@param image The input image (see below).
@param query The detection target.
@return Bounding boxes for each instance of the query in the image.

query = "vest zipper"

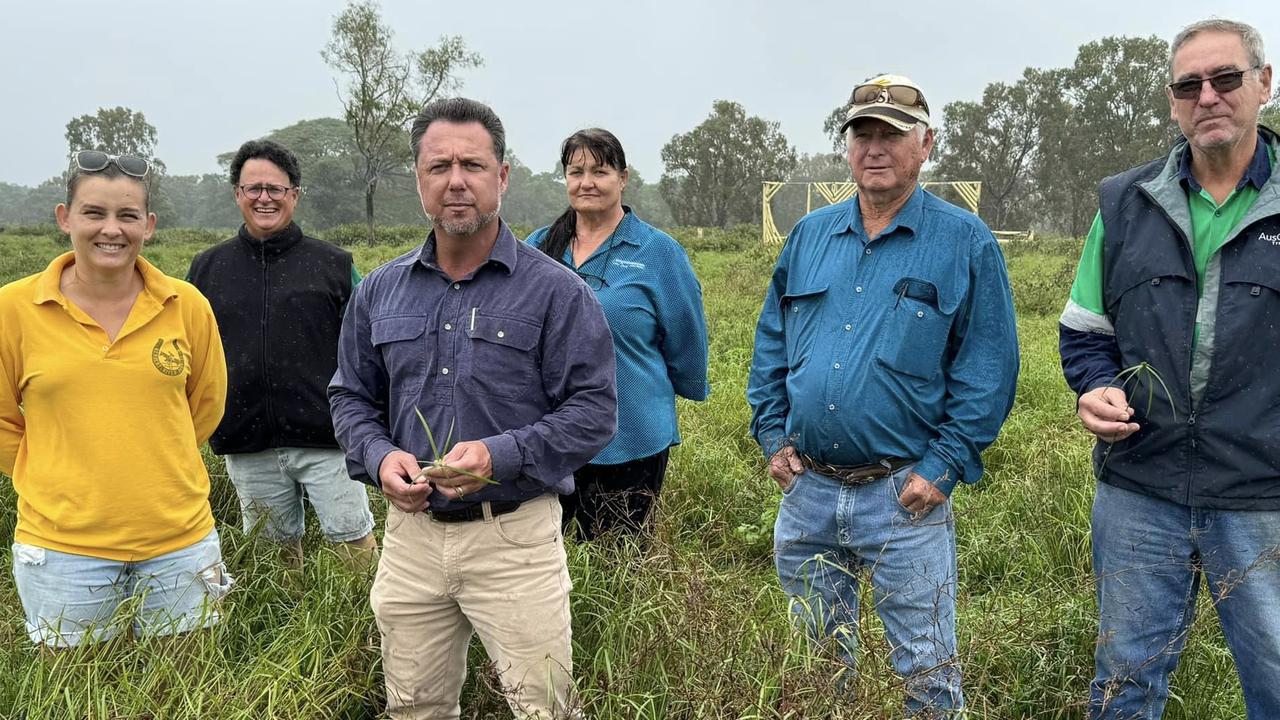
[261,252,275,439]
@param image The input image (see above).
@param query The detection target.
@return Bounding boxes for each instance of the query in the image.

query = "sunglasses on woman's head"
[1168,66,1259,100]
[73,150,150,178]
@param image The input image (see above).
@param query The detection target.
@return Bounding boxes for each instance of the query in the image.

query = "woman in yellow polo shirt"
[0,151,231,648]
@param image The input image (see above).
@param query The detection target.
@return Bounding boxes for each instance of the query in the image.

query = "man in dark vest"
[1059,18,1279,719]
[188,139,376,569]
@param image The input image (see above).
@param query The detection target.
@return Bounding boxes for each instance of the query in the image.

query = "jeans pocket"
[199,563,235,601]
[12,543,46,566]
[781,471,803,496]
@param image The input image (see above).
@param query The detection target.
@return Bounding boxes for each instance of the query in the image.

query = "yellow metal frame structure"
[761,180,982,243]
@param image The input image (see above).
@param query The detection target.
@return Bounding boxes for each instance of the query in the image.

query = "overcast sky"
[2,0,1277,187]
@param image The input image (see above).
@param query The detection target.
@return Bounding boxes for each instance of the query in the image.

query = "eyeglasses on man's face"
[1168,66,1260,100]
[237,183,296,200]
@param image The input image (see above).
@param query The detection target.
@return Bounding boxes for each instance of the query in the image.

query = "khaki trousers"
[371,494,576,719]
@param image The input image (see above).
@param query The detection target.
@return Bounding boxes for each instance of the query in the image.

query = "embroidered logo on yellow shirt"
[152,339,189,376]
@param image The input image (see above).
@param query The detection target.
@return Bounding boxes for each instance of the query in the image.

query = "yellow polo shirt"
[0,252,227,561]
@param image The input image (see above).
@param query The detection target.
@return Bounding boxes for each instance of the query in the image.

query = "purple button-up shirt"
[328,221,617,508]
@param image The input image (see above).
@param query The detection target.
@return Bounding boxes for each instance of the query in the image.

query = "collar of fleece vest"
[236,221,305,261]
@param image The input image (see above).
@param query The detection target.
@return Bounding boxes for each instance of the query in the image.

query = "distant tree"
[322,0,481,244]
[658,100,797,227]
[623,169,674,229]
[500,151,566,229]
[64,107,166,173]
[823,105,849,152]
[1037,36,1178,236]
[1261,88,1280,133]
[161,174,244,230]
[933,68,1064,230]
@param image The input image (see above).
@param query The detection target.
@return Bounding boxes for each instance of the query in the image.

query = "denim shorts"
[223,447,375,543]
[11,528,234,648]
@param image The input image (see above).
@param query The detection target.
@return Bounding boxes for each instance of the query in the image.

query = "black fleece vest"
[188,223,355,454]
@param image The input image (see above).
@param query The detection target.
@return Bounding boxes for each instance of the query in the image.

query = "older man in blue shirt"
[747,75,1019,715]
[329,98,616,719]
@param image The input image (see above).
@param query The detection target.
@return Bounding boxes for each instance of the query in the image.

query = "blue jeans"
[224,447,375,543]
[12,529,233,648]
[774,466,963,716]
[1090,481,1280,719]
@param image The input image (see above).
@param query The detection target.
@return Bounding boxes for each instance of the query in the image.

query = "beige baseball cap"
[838,74,931,134]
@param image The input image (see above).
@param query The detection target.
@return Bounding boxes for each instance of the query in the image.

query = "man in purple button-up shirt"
[329,97,615,719]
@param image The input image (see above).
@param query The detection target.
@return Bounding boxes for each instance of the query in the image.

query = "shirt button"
[864,248,872,255]
[792,306,799,313]
[855,286,863,293]
[833,363,841,369]
[453,283,461,290]
[827,403,836,411]
[917,310,925,318]
[832,443,840,449]
[497,330,505,338]
[1214,210,1222,217]
[844,324,852,331]
[444,323,453,331]
[102,346,108,351]
[441,367,450,375]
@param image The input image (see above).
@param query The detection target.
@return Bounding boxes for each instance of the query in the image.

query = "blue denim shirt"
[527,210,709,465]
[328,221,617,508]
[747,187,1019,495]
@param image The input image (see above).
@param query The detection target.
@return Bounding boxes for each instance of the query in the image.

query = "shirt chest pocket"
[371,316,428,383]
[780,285,829,368]
[876,277,960,381]
[466,312,542,399]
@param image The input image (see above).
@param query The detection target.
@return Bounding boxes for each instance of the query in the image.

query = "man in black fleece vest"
[188,140,376,569]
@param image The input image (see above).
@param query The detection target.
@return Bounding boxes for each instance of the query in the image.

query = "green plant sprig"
[413,408,498,485]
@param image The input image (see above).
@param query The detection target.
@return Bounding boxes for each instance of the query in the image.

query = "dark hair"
[65,162,150,211]
[409,97,506,164]
[540,128,628,266]
[229,139,302,187]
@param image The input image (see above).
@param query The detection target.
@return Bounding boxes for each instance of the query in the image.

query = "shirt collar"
[34,252,177,306]
[1178,130,1273,193]
[609,207,643,247]
[840,184,925,241]
[413,219,519,277]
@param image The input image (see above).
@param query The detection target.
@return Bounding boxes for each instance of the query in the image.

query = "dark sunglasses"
[850,83,930,113]
[574,240,616,291]
[1168,66,1259,100]
[74,150,150,178]
[237,183,296,200]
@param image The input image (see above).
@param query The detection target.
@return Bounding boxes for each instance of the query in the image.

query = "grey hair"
[1170,18,1266,78]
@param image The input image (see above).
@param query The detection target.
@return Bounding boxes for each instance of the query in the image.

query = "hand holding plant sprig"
[414,409,499,502]
[1077,361,1177,477]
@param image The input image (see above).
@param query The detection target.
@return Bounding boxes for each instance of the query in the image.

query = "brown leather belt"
[799,455,914,485]
[430,500,522,523]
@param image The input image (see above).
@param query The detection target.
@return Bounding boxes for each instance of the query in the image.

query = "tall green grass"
[0,232,1247,718]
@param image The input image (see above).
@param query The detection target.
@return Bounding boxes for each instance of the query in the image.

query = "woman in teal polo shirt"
[528,128,709,541]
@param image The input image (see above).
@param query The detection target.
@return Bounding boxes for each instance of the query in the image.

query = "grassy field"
[0,231,1247,719]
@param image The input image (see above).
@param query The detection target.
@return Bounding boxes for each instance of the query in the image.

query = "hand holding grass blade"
[413,409,499,497]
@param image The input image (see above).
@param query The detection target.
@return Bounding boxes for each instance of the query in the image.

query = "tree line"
[1,1,1277,238]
